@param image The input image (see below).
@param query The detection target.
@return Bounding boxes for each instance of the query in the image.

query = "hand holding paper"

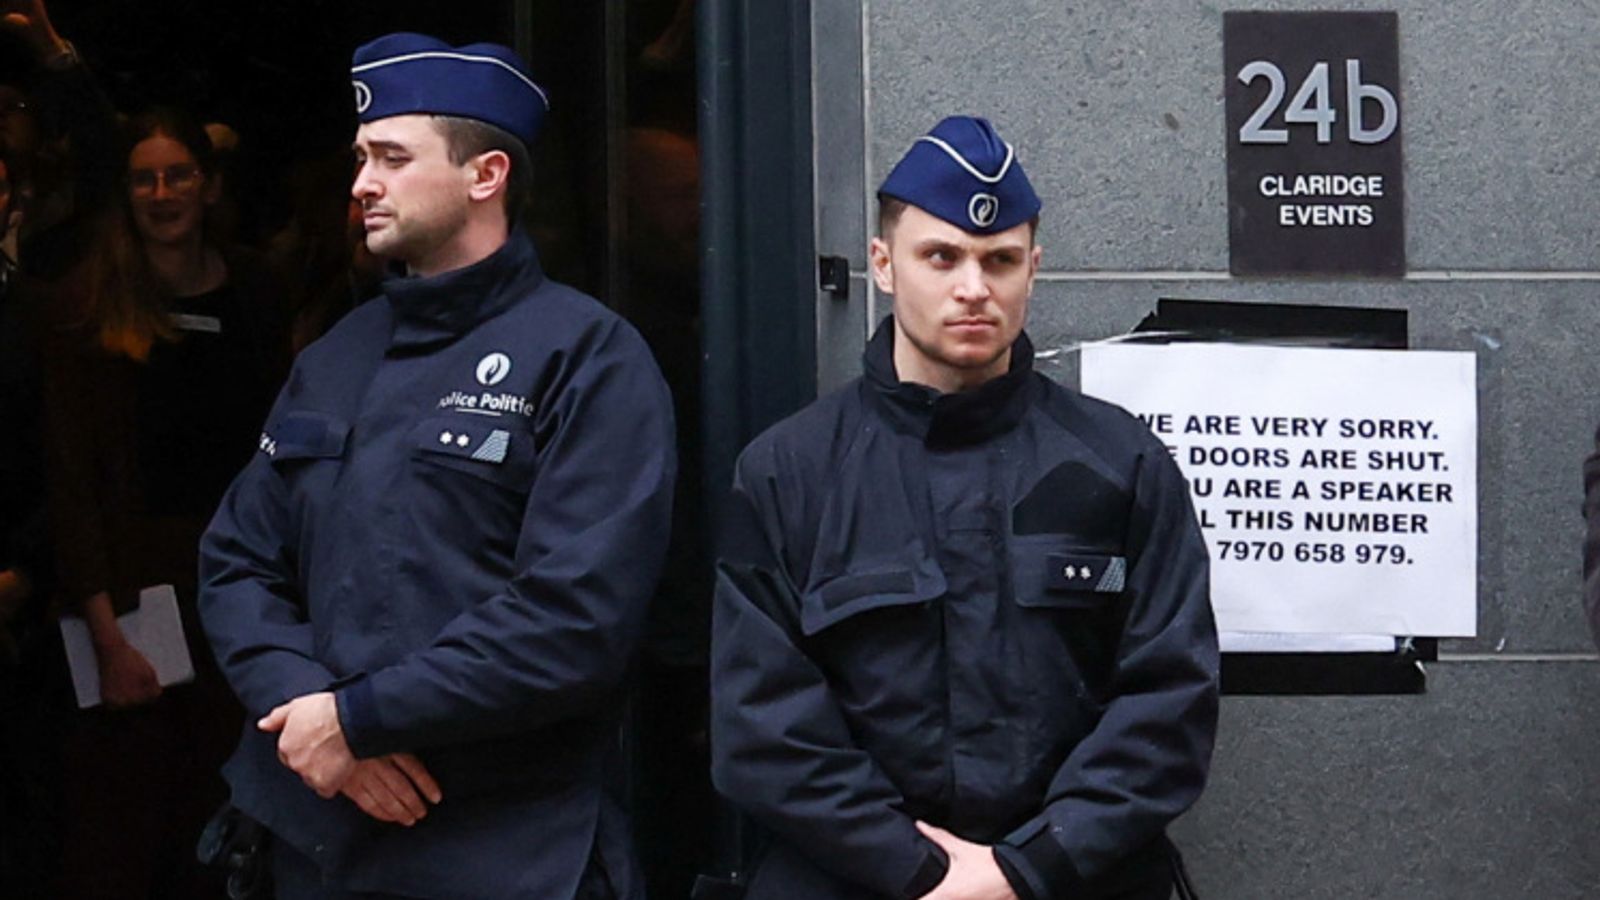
[97,639,162,708]
[59,585,194,709]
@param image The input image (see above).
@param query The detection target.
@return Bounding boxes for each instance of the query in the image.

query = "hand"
[0,0,64,59]
[258,692,357,798]
[82,592,159,707]
[96,637,162,708]
[916,822,1019,900]
[340,753,443,826]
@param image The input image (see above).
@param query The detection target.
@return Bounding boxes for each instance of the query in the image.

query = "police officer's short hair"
[432,115,532,225]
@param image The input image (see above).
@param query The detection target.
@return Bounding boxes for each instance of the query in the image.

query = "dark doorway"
[1,0,708,896]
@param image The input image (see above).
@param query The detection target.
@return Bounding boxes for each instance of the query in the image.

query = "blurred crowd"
[0,2,387,896]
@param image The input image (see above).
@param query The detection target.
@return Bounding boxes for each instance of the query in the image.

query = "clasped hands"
[259,692,442,827]
[917,821,1020,900]
[258,695,1018,880]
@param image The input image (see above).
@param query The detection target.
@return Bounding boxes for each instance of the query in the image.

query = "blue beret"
[351,32,549,145]
[878,116,1041,234]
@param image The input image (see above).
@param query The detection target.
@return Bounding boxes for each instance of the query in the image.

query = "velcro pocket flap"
[267,411,349,462]
[800,567,945,637]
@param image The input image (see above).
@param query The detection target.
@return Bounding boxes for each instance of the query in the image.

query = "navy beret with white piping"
[351,32,549,145]
[878,115,1041,235]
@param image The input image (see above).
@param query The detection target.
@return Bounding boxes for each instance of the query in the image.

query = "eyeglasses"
[128,163,202,197]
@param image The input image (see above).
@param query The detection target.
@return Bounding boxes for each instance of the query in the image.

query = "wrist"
[88,618,128,651]
[81,592,123,649]
[995,821,1081,900]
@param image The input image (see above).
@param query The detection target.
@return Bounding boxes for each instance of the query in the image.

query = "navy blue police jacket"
[199,230,675,899]
[711,320,1218,900]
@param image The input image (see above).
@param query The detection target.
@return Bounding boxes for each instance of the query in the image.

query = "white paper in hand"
[59,585,197,708]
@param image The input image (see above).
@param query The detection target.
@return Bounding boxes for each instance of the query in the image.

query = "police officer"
[199,33,675,899]
[710,116,1219,899]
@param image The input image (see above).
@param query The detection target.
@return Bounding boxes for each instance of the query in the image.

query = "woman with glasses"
[41,106,288,900]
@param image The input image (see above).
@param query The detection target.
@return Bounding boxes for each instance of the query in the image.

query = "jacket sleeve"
[198,383,343,715]
[994,445,1220,899]
[1582,423,1600,650]
[332,328,676,756]
[709,452,949,900]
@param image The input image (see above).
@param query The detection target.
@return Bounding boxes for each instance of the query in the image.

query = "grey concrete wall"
[811,1,1600,895]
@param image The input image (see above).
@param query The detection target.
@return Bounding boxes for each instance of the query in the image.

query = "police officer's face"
[127,134,213,249]
[351,115,474,275]
[870,205,1040,393]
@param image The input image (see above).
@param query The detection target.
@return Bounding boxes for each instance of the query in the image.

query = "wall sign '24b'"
[1237,60,1398,145]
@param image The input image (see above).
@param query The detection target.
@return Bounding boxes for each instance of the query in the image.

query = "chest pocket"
[1009,536,1128,708]
[797,562,949,731]
[267,411,349,464]
[799,567,947,637]
[410,415,536,491]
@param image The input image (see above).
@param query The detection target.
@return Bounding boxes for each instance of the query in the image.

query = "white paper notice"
[1218,632,1396,653]
[1082,343,1477,637]
[60,584,196,708]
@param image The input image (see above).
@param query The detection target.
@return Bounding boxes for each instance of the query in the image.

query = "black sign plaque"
[1224,12,1404,276]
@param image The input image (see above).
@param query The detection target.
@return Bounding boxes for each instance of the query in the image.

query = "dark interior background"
[7,0,709,894]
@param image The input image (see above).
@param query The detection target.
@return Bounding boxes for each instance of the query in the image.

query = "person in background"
[0,0,120,280]
[0,145,34,620]
[42,105,286,900]
[266,147,388,353]
[0,135,66,898]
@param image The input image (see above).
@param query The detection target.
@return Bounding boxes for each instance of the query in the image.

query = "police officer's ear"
[465,149,512,205]
[869,235,894,294]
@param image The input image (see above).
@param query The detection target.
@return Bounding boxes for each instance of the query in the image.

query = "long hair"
[81,107,216,361]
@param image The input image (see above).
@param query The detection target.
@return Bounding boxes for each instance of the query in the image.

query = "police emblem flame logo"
[353,80,373,114]
[476,352,512,387]
[968,192,999,228]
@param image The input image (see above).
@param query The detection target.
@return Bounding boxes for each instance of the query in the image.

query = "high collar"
[384,229,544,347]
[863,316,1036,447]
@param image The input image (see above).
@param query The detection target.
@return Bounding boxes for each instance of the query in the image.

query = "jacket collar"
[862,316,1036,447]
[384,229,544,347]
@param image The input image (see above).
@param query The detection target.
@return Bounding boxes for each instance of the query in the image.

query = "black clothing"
[0,255,47,598]
[712,320,1219,899]
[136,282,284,516]
[44,247,287,616]
[41,246,287,900]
